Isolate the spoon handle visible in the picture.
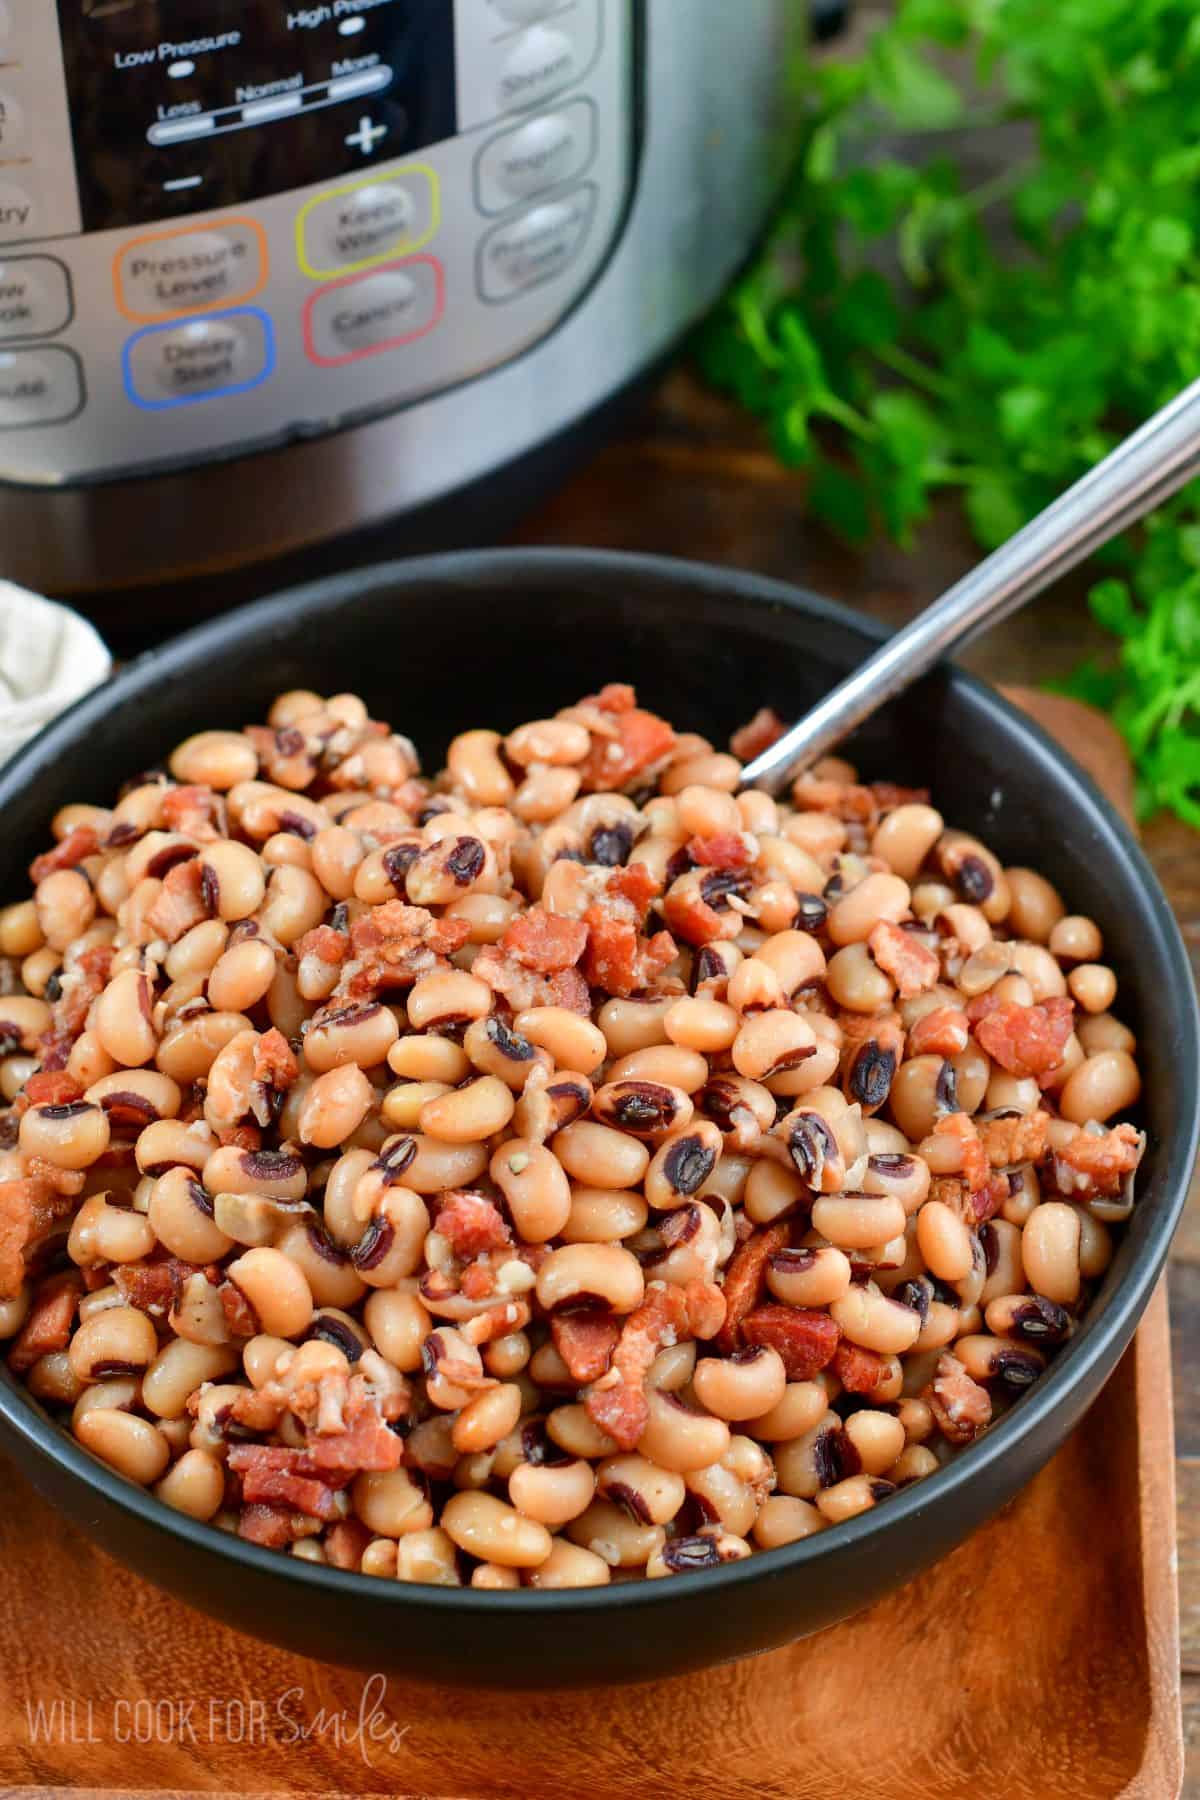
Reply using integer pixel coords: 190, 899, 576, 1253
741, 373, 1200, 793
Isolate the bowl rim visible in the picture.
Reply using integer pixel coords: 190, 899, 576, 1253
0, 544, 1195, 1617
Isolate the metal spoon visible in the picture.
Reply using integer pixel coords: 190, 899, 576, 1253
741, 374, 1200, 793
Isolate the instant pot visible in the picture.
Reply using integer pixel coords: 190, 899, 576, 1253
0, 1, 801, 608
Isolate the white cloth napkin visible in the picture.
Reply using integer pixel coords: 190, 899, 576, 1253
0, 581, 112, 766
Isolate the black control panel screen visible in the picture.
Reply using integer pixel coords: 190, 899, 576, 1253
57, 1, 458, 231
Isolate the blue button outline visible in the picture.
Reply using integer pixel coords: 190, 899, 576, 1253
122, 305, 275, 410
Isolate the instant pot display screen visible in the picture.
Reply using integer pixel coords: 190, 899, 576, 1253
57, 0, 458, 230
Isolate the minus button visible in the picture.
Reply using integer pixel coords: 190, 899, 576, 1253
241, 92, 303, 124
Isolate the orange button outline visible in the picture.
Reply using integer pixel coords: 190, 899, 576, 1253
113, 217, 269, 324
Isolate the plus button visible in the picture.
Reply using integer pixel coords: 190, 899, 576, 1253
345, 115, 388, 155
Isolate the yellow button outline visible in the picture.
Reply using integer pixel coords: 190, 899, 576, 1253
296, 165, 440, 280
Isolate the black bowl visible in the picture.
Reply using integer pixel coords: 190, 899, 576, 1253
0, 550, 1193, 1687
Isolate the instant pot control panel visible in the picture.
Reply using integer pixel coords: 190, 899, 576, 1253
0, 0, 633, 485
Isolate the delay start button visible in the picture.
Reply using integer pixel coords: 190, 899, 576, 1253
303, 255, 444, 366
115, 220, 268, 323
123, 307, 275, 410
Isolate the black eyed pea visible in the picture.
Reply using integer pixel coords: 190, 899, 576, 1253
0, 1286, 30, 1340
644, 1342, 698, 1394
888, 1055, 955, 1143
664, 996, 740, 1055
604, 1043, 710, 1093
509, 1456, 597, 1528
394, 1527, 462, 1587
915, 1199, 975, 1283
745, 1380, 832, 1443
70, 1375, 139, 1425
447, 729, 516, 806
132, 1114, 217, 1179
27, 1350, 84, 1405
0, 898, 44, 958
94, 968, 158, 1067
483, 1329, 531, 1378
1076, 1208, 1114, 1278
731, 1009, 817, 1082
321, 1146, 376, 1246
979, 1218, 1025, 1304
513, 1006, 607, 1075
773, 1413, 845, 1499
643, 1121, 723, 1211
75, 1409, 170, 1485
353, 1467, 434, 1539
154, 1447, 227, 1521
273, 1220, 367, 1311
595, 1453, 686, 1526
423, 1325, 489, 1410
406, 836, 493, 908
565, 1498, 666, 1570
843, 1409, 906, 1476
451, 1382, 524, 1455
489, 1138, 572, 1242
870, 804, 944, 881
363, 1288, 433, 1368
641, 1199, 723, 1285
546, 1403, 620, 1462
462, 1015, 552, 1091
142, 1339, 239, 1418
889, 1444, 940, 1486
68, 1304, 159, 1383
552, 1120, 649, 1191
381, 1081, 450, 1131
67, 1193, 156, 1266
831, 1284, 924, 1354
304, 1001, 400, 1074
636, 1388, 731, 1473
826, 872, 911, 947
560, 1184, 648, 1245
418, 1075, 515, 1145
815, 1474, 896, 1524
170, 730, 259, 790
298, 1064, 375, 1149
525, 1538, 611, 1588
208, 937, 277, 1013
1058, 1049, 1141, 1125
825, 942, 896, 1014
226, 1246, 314, 1337
350, 1186, 429, 1288
388, 1034, 471, 1085
156, 1011, 254, 1084
36, 868, 96, 952
195, 840, 266, 922
393, 1133, 487, 1196
595, 995, 674, 1059
242, 1333, 292, 1387
692, 1345, 787, 1421
470, 1561, 521, 1590
766, 1246, 852, 1308
591, 1079, 694, 1140
407, 971, 492, 1033
203, 1144, 308, 1202
810, 1192, 906, 1252
535, 1243, 645, 1316
983, 1292, 1073, 1346
1004, 867, 1066, 943
753, 1494, 826, 1548
861, 1153, 931, 1215
646, 1530, 753, 1577
684, 1459, 760, 1538
1022, 1202, 1082, 1305
1002, 1165, 1041, 1228
442, 1491, 553, 1568
953, 1334, 1046, 1389
744, 1159, 808, 1226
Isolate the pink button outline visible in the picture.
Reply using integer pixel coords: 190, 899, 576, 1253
302, 254, 445, 368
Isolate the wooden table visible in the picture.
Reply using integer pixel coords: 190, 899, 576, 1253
511, 364, 1200, 1789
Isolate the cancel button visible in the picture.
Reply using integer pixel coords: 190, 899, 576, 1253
305, 260, 443, 365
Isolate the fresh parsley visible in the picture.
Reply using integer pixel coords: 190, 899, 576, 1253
697, 0, 1200, 826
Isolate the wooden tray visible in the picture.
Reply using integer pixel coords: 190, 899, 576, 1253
0, 692, 1181, 1800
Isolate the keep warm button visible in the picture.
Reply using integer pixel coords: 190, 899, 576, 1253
477, 183, 597, 302
123, 307, 275, 410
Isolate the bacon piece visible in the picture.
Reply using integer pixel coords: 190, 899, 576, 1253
716, 1222, 790, 1354
868, 921, 939, 998
607, 864, 661, 916
23, 1071, 84, 1108
345, 900, 471, 996
551, 1311, 620, 1384
112, 1256, 220, 1315
434, 1191, 511, 1259
472, 947, 592, 1016
730, 707, 787, 763
325, 1518, 372, 1570
586, 1280, 725, 1450
161, 785, 220, 838
501, 907, 588, 974
975, 997, 1075, 1082
253, 1027, 299, 1093
928, 1351, 992, 1445
295, 924, 347, 968
0, 1176, 76, 1298
7, 1271, 80, 1372
965, 990, 1005, 1026
579, 706, 677, 793
832, 1341, 889, 1394
928, 1174, 970, 1219
931, 1113, 989, 1193
460, 1262, 495, 1301
907, 1006, 970, 1058
238, 1504, 301, 1548
580, 909, 677, 997
1054, 1122, 1143, 1196
741, 1305, 841, 1380
871, 782, 930, 809
971, 1175, 1011, 1224
220, 1279, 259, 1338
29, 826, 100, 886
686, 833, 753, 871
146, 857, 209, 943
593, 683, 636, 714
307, 1400, 404, 1473
791, 774, 877, 824
980, 1110, 1050, 1168
234, 1459, 347, 1519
